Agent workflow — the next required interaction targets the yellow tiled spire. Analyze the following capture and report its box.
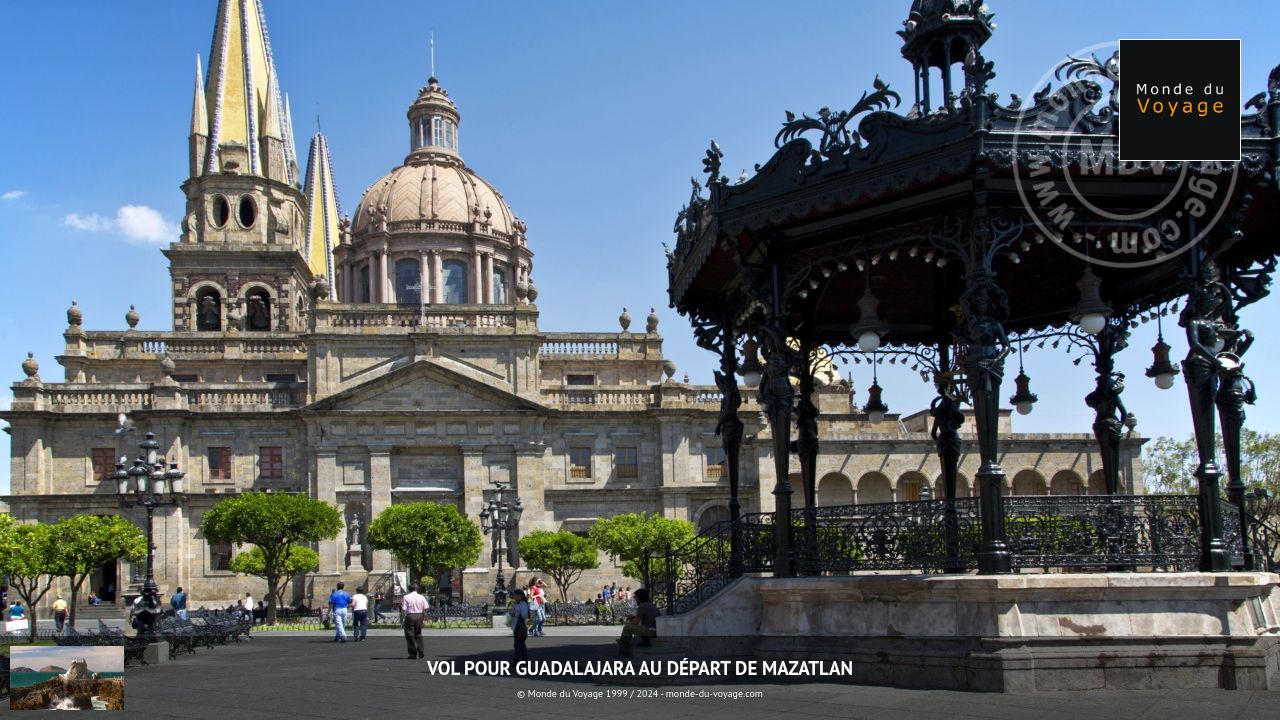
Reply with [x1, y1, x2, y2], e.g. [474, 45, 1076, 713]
[201, 0, 297, 184]
[304, 132, 341, 297]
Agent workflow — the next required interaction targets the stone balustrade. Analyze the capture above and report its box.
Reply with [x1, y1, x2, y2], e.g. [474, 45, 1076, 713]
[540, 383, 754, 411]
[10, 382, 304, 413]
[65, 331, 307, 360]
[540, 340, 621, 357]
[315, 304, 521, 332]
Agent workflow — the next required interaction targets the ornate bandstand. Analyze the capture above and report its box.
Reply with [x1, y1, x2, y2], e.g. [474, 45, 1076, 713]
[658, 0, 1280, 691]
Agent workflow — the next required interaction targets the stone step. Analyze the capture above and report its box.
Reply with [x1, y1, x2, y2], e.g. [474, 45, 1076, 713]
[73, 604, 126, 621]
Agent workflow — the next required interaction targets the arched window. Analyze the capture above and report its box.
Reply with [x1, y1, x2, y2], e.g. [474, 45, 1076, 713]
[697, 506, 731, 534]
[444, 119, 456, 150]
[244, 288, 271, 332]
[442, 259, 467, 304]
[1052, 471, 1086, 496]
[492, 264, 507, 304]
[395, 258, 421, 305]
[432, 116, 444, 148]
[898, 471, 929, 502]
[195, 288, 222, 331]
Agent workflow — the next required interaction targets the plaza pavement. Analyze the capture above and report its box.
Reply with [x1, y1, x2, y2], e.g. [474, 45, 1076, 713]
[42, 627, 1278, 720]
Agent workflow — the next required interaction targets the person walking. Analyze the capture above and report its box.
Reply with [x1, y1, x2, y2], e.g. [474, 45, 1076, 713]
[509, 589, 530, 666]
[400, 583, 428, 659]
[52, 596, 69, 632]
[328, 582, 352, 643]
[371, 591, 386, 623]
[527, 578, 547, 637]
[351, 586, 369, 642]
[170, 587, 188, 621]
[241, 593, 254, 622]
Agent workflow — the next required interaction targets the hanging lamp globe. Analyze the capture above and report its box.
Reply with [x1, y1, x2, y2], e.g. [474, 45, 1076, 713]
[850, 288, 889, 352]
[1008, 369, 1038, 415]
[1145, 337, 1180, 390]
[1069, 267, 1111, 335]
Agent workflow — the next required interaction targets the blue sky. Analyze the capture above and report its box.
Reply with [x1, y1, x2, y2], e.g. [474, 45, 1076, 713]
[2, 1, 1279, 495]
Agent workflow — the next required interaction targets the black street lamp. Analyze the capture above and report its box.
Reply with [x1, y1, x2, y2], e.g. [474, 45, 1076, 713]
[111, 431, 185, 636]
[478, 480, 522, 607]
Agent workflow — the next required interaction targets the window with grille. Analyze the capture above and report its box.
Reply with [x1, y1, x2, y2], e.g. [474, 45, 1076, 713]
[566, 374, 595, 386]
[210, 542, 233, 572]
[259, 446, 283, 480]
[569, 448, 592, 478]
[705, 446, 726, 478]
[91, 448, 117, 482]
[615, 447, 638, 478]
[208, 446, 233, 480]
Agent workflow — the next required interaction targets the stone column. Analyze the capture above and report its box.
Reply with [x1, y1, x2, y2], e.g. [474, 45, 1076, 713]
[378, 248, 390, 303]
[482, 253, 494, 304]
[369, 448, 393, 571]
[431, 252, 443, 304]
[419, 251, 429, 305]
[314, 448, 345, 574]
[461, 446, 490, 602]
[473, 251, 483, 304]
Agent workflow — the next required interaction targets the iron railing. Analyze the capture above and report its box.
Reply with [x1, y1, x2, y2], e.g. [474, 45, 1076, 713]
[1245, 512, 1280, 572]
[655, 494, 1254, 615]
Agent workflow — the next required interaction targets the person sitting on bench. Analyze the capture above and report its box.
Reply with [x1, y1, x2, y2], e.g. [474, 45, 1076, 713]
[617, 588, 658, 655]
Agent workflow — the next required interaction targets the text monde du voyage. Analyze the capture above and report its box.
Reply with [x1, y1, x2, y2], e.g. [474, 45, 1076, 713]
[1132, 82, 1229, 118]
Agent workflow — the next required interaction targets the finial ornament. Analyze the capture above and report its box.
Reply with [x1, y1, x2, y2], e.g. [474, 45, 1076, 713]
[647, 308, 660, 334]
[21, 352, 39, 380]
[619, 307, 632, 332]
[126, 305, 140, 330]
[67, 300, 83, 327]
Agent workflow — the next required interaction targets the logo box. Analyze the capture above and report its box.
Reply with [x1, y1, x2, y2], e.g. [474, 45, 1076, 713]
[1119, 39, 1240, 162]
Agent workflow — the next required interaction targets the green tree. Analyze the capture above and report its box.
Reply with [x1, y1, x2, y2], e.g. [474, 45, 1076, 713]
[1144, 430, 1280, 495]
[367, 503, 483, 594]
[51, 515, 147, 628]
[228, 545, 319, 613]
[517, 530, 599, 603]
[588, 512, 694, 583]
[0, 518, 60, 641]
[200, 492, 342, 623]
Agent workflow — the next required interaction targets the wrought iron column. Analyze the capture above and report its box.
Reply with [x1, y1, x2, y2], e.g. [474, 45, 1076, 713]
[1180, 259, 1231, 572]
[930, 344, 965, 572]
[1087, 318, 1130, 495]
[793, 338, 820, 574]
[962, 269, 1012, 574]
[1217, 315, 1257, 570]
[760, 264, 795, 577]
[713, 324, 745, 578]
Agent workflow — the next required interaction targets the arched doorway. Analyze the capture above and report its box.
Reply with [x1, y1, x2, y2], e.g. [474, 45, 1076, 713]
[898, 471, 928, 501]
[696, 505, 731, 534]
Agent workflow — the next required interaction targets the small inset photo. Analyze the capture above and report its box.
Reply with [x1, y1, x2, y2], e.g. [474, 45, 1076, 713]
[8, 645, 124, 711]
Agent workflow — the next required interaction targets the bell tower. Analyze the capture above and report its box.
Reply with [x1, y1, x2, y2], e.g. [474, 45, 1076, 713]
[166, 0, 311, 333]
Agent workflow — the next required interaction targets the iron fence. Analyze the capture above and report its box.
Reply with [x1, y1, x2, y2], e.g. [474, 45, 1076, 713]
[655, 493, 1254, 615]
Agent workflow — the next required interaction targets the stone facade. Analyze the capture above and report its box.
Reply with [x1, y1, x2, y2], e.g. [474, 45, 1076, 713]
[0, 0, 1144, 611]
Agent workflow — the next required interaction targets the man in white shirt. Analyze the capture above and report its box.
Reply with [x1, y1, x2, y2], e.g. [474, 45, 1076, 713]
[400, 584, 429, 659]
[351, 587, 370, 642]
[241, 593, 254, 622]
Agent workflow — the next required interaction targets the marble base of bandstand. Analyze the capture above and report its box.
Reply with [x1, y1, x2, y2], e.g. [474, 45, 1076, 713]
[657, 572, 1280, 692]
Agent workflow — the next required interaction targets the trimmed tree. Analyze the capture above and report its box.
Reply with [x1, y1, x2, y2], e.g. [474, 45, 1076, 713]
[588, 512, 694, 584]
[0, 517, 61, 641]
[517, 530, 599, 603]
[51, 515, 147, 628]
[200, 492, 343, 624]
[367, 503, 483, 595]
[228, 545, 320, 613]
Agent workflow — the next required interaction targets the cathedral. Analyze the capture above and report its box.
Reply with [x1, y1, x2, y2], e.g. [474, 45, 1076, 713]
[1, 0, 1144, 607]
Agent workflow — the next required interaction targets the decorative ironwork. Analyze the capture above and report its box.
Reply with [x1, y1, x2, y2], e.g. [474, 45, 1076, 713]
[774, 76, 902, 158]
[1005, 495, 1200, 571]
[792, 499, 982, 574]
[655, 513, 776, 615]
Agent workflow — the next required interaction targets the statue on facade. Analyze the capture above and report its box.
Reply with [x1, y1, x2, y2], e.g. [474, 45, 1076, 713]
[347, 515, 362, 552]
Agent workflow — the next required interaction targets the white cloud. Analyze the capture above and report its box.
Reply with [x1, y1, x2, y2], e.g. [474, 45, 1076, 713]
[2, 190, 27, 200]
[64, 205, 178, 245]
[64, 212, 114, 232]
[117, 205, 178, 244]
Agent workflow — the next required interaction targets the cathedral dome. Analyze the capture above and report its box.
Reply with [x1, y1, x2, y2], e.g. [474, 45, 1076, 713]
[335, 76, 533, 306]
[351, 77, 524, 244]
[352, 158, 520, 240]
